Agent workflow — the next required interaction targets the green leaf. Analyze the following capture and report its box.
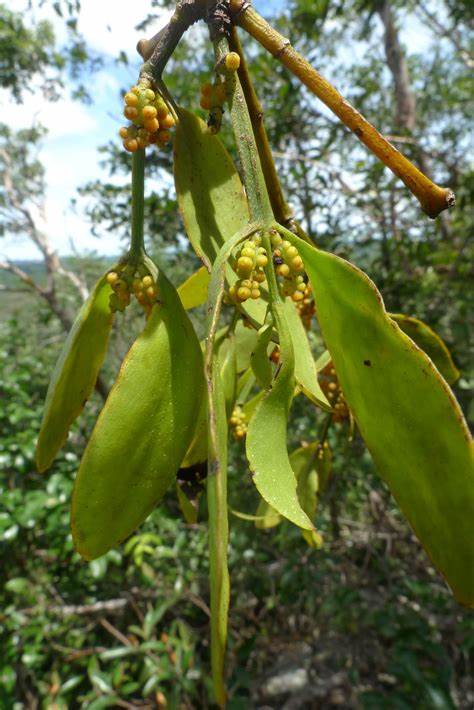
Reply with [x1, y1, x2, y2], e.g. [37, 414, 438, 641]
[389, 313, 460, 385]
[283, 299, 331, 410]
[250, 323, 273, 388]
[176, 482, 200, 524]
[246, 300, 314, 531]
[235, 320, 260, 373]
[177, 265, 210, 310]
[71, 269, 204, 560]
[218, 333, 238, 418]
[254, 442, 330, 546]
[292, 235, 474, 606]
[174, 108, 249, 270]
[36, 276, 113, 472]
[254, 498, 282, 529]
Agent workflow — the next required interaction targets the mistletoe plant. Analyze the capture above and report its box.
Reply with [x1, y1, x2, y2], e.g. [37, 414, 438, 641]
[36, 1, 473, 706]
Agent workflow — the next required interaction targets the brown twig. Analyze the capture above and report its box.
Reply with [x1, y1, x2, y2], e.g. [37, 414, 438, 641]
[137, 0, 206, 77]
[230, 1, 455, 219]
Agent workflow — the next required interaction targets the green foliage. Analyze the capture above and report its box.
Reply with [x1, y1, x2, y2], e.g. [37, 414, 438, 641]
[1, 0, 473, 707]
[36, 276, 113, 472]
[72, 270, 204, 559]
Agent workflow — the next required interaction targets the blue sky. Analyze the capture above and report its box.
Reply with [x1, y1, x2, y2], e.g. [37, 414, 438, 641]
[3, 0, 429, 261]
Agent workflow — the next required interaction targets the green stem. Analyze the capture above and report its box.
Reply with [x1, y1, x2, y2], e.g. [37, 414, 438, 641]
[130, 149, 146, 261]
[213, 36, 274, 224]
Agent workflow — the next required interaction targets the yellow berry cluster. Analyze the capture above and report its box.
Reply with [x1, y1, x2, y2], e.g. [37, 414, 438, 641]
[119, 79, 175, 152]
[229, 406, 247, 440]
[318, 362, 349, 423]
[106, 265, 159, 315]
[316, 440, 330, 461]
[199, 81, 226, 112]
[229, 235, 268, 303]
[270, 232, 306, 302]
[295, 282, 315, 329]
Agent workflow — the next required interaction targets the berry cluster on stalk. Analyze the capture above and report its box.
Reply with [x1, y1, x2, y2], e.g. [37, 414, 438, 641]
[318, 362, 349, 422]
[119, 79, 175, 152]
[106, 265, 159, 316]
[230, 405, 247, 440]
[229, 235, 269, 303]
[270, 232, 307, 303]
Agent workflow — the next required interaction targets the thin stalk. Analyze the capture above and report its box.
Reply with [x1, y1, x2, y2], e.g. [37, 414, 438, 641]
[229, 27, 292, 227]
[213, 36, 274, 224]
[229, 26, 314, 244]
[130, 149, 146, 260]
[138, 0, 206, 76]
[231, 2, 454, 219]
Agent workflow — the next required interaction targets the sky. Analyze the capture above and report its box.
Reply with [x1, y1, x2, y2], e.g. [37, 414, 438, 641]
[2, 0, 429, 262]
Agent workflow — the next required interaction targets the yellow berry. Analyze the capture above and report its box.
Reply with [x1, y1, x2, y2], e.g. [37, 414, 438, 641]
[297, 282, 307, 292]
[237, 286, 251, 301]
[160, 113, 175, 129]
[292, 256, 304, 271]
[124, 92, 138, 106]
[256, 254, 268, 267]
[284, 245, 299, 260]
[142, 275, 153, 288]
[255, 271, 266, 283]
[142, 105, 157, 120]
[131, 85, 140, 95]
[124, 138, 139, 152]
[237, 256, 254, 274]
[277, 264, 290, 277]
[119, 127, 128, 139]
[241, 279, 252, 288]
[106, 271, 119, 285]
[124, 106, 138, 120]
[132, 278, 142, 292]
[250, 289, 260, 299]
[156, 101, 169, 119]
[225, 52, 241, 71]
[292, 291, 304, 302]
[144, 89, 155, 101]
[144, 118, 159, 133]
[146, 286, 157, 299]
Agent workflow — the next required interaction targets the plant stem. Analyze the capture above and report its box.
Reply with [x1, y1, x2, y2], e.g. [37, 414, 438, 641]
[229, 27, 314, 245]
[130, 149, 146, 261]
[229, 27, 292, 227]
[138, 0, 206, 76]
[212, 35, 274, 224]
[231, 2, 455, 219]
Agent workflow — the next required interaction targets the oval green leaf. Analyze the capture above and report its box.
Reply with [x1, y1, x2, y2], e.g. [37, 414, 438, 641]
[246, 301, 313, 531]
[250, 324, 273, 389]
[389, 313, 460, 385]
[71, 270, 204, 560]
[292, 235, 474, 605]
[36, 276, 113, 473]
[283, 299, 331, 410]
[174, 108, 249, 269]
[177, 265, 210, 310]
